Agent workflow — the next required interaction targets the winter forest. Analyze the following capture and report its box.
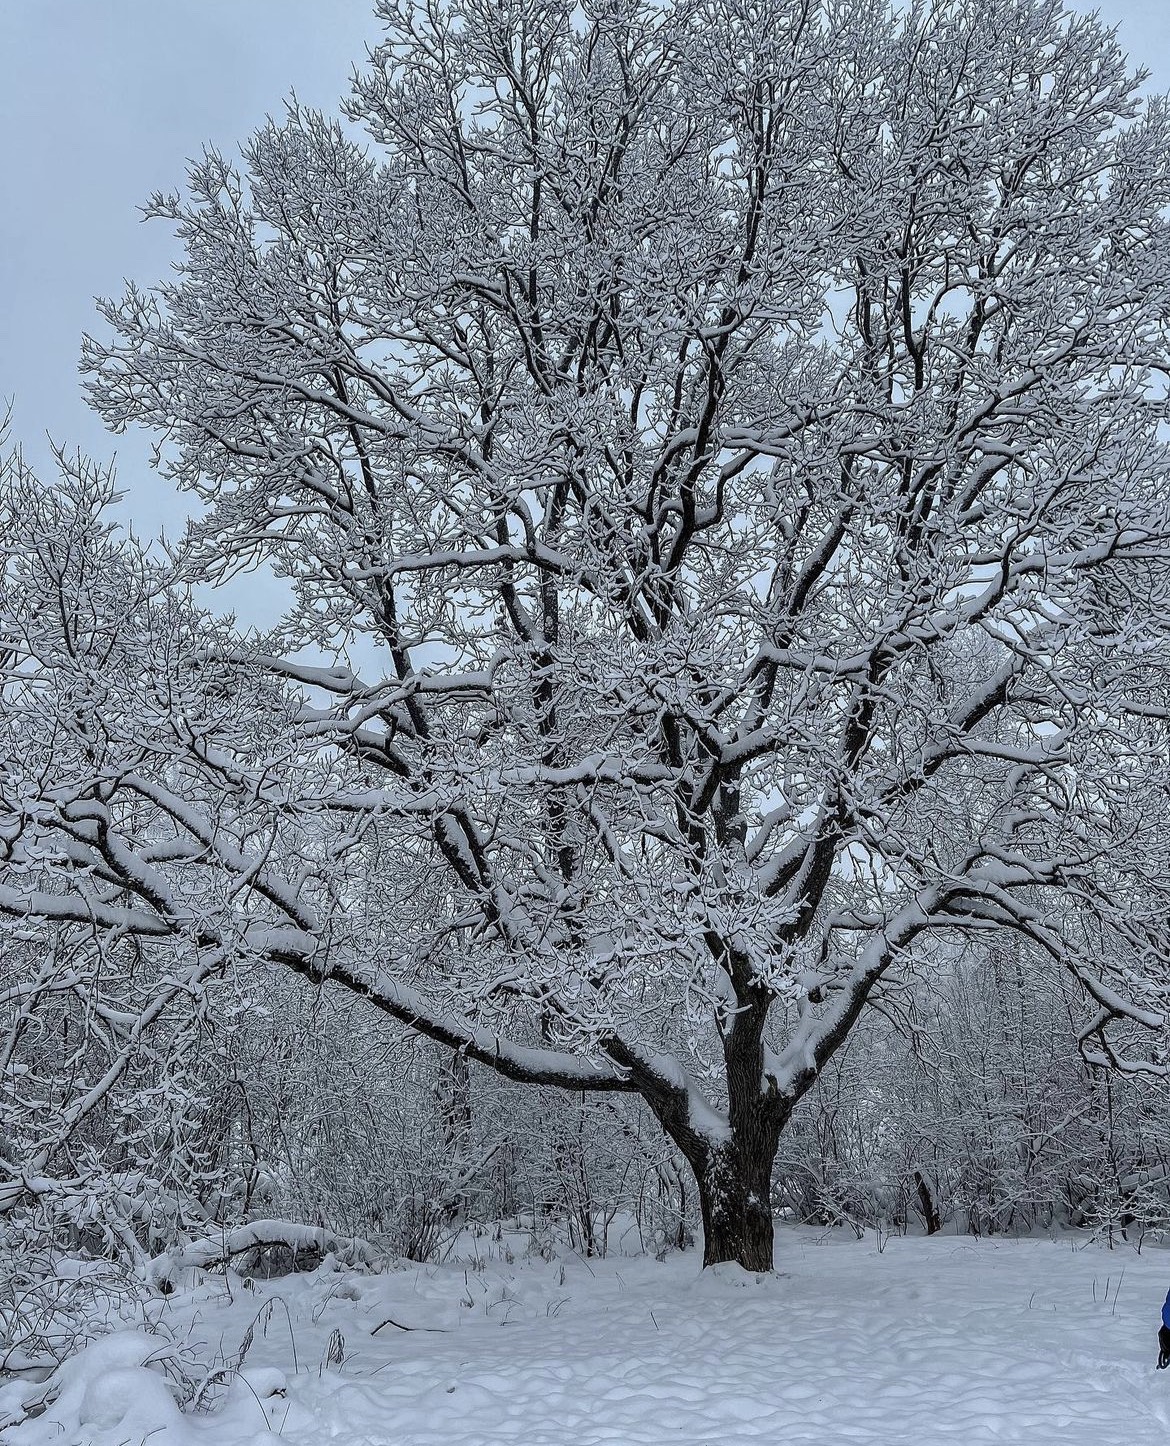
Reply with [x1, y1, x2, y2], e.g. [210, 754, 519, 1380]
[6, 0, 1170, 1439]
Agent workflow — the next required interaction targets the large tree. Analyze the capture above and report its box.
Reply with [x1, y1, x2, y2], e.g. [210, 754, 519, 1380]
[6, 0, 1170, 1270]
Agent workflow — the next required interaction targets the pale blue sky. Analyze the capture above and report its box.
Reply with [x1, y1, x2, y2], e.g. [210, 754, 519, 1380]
[0, 0, 376, 546]
[0, 0, 1167, 561]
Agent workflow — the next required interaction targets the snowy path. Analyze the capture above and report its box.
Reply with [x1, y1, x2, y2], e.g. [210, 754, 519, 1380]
[6, 1227, 1170, 1444]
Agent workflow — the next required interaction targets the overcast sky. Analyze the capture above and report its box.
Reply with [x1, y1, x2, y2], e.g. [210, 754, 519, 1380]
[0, 0, 376, 547]
[1, 0, 1168, 557]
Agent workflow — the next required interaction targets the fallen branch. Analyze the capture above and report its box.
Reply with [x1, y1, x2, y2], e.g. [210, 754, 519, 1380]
[371, 1316, 449, 1335]
[149, 1219, 382, 1288]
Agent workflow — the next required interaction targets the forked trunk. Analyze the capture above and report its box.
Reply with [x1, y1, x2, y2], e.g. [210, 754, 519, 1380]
[634, 976, 785, 1271]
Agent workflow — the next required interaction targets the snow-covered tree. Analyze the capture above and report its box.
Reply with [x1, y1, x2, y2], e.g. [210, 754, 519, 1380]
[6, 0, 1170, 1270]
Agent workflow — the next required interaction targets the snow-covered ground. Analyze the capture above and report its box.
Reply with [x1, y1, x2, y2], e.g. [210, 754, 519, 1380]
[5, 1224, 1170, 1445]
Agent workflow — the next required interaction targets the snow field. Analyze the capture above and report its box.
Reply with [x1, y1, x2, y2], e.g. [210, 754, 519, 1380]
[4, 1226, 1170, 1444]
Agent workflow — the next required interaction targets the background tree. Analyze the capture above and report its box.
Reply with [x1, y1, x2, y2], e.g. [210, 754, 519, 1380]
[5, 0, 1170, 1272]
[774, 936, 1170, 1242]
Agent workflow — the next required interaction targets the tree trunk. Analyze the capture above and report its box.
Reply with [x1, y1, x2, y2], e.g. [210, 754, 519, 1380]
[627, 964, 785, 1271]
[913, 1169, 941, 1235]
[694, 975, 785, 1271]
[696, 1140, 778, 1270]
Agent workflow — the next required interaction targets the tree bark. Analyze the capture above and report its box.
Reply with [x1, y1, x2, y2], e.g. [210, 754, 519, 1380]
[694, 972, 786, 1271]
[913, 1169, 942, 1235]
[696, 1137, 779, 1270]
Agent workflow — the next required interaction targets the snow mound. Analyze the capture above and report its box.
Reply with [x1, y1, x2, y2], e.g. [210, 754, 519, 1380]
[1, 1332, 182, 1445]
